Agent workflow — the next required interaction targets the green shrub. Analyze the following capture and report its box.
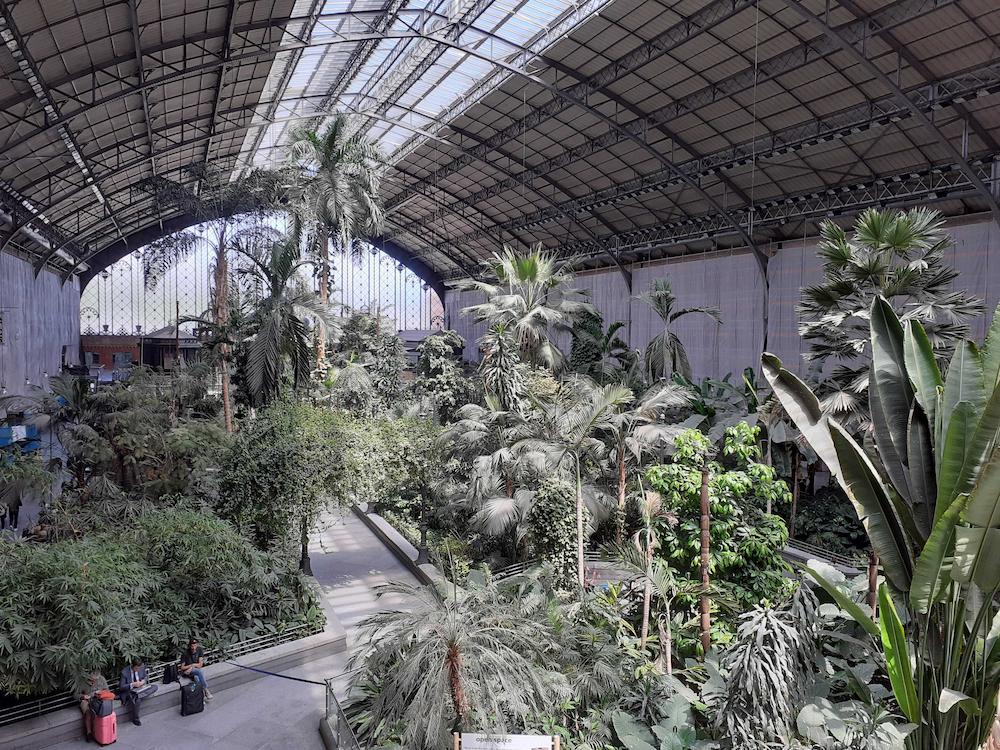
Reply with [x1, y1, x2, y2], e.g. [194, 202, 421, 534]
[528, 477, 579, 590]
[0, 507, 319, 697]
[646, 426, 794, 650]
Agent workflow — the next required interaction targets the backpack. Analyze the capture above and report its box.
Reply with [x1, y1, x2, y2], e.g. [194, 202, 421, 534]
[162, 663, 179, 684]
[89, 695, 114, 717]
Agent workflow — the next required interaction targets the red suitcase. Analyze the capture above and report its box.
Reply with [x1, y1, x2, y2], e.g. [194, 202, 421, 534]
[92, 710, 117, 745]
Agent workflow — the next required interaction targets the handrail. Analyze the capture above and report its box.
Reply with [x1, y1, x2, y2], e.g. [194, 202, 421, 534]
[0, 620, 323, 727]
[324, 678, 363, 749]
[492, 540, 865, 583]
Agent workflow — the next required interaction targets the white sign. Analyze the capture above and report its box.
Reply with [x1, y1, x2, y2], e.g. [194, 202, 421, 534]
[460, 734, 554, 750]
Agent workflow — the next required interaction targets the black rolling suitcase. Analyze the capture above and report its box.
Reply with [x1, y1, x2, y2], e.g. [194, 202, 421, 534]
[180, 680, 205, 716]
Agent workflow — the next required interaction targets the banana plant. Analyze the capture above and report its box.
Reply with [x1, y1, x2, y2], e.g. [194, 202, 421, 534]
[763, 297, 1000, 749]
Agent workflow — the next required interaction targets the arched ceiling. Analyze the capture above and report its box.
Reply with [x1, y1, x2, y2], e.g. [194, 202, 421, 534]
[0, 0, 998, 291]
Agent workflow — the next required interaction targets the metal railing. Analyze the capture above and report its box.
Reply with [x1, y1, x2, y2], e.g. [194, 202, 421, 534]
[324, 679, 363, 749]
[0, 620, 323, 727]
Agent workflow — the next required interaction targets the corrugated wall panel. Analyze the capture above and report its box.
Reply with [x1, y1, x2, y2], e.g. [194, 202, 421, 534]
[442, 215, 1000, 381]
[0, 253, 81, 398]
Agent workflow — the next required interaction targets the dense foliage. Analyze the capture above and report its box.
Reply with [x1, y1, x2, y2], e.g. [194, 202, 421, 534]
[646, 426, 794, 650]
[0, 495, 317, 697]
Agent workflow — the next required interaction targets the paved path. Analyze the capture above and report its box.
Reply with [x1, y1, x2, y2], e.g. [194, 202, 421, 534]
[50, 510, 418, 750]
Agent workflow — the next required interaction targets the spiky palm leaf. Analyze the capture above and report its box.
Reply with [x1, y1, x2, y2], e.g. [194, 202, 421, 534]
[637, 278, 721, 382]
[798, 207, 983, 430]
[459, 246, 594, 371]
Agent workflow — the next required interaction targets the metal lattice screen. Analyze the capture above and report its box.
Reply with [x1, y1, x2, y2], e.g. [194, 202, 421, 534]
[80, 223, 444, 336]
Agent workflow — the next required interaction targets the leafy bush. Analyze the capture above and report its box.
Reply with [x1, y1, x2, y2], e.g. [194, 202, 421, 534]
[527, 477, 579, 590]
[0, 507, 319, 697]
[414, 330, 479, 422]
[646, 426, 794, 650]
[218, 400, 336, 551]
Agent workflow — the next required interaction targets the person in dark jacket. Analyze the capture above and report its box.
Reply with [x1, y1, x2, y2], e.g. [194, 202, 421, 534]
[119, 658, 157, 726]
[179, 637, 213, 701]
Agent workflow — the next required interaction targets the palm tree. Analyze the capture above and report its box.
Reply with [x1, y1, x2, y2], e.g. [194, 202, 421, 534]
[638, 278, 721, 382]
[798, 207, 982, 430]
[138, 165, 290, 432]
[600, 382, 692, 543]
[573, 318, 635, 382]
[604, 501, 699, 674]
[512, 374, 633, 586]
[286, 114, 386, 365]
[348, 579, 567, 748]
[232, 228, 341, 405]
[460, 246, 594, 372]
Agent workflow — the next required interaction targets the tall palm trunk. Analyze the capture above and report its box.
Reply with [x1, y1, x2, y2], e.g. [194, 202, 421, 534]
[699, 466, 712, 656]
[576, 463, 585, 588]
[213, 225, 233, 433]
[446, 644, 467, 729]
[639, 523, 654, 650]
[315, 222, 329, 367]
[616, 442, 627, 544]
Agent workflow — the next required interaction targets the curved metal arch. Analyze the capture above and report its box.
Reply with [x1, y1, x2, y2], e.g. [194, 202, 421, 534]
[77, 209, 448, 300]
[0, 26, 758, 264]
[19, 100, 464, 221]
[779, 0, 1000, 229]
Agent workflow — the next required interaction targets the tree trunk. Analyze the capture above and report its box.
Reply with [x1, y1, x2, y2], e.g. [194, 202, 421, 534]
[576, 465, 585, 589]
[699, 466, 712, 656]
[789, 450, 800, 538]
[639, 527, 653, 651]
[447, 645, 467, 730]
[663, 603, 673, 675]
[616, 444, 627, 544]
[214, 224, 233, 434]
[316, 223, 329, 368]
[299, 515, 313, 576]
[867, 550, 879, 614]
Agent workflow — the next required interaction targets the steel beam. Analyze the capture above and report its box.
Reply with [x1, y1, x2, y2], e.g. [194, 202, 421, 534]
[445, 154, 998, 277]
[350, 0, 494, 137]
[202, 0, 238, 167]
[435, 61, 1000, 245]
[779, 0, 1000, 229]
[386, 0, 951, 211]
[235, 0, 326, 174]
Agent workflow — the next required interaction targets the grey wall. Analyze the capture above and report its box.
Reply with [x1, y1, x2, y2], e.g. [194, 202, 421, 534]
[0, 252, 80, 398]
[444, 213, 1000, 379]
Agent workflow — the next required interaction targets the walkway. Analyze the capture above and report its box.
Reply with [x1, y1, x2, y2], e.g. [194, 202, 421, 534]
[49, 510, 418, 750]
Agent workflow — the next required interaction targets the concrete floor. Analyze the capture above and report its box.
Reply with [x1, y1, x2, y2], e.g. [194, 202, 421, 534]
[49, 510, 418, 750]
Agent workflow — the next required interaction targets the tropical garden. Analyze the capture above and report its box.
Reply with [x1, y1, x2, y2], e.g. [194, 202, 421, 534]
[2, 110, 999, 750]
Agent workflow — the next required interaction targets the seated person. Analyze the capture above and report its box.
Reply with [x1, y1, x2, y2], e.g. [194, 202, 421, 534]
[179, 637, 213, 701]
[77, 671, 109, 741]
[119, 657, 157, 726]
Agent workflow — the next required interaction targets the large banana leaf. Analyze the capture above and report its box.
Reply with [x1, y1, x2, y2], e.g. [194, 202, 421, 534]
[762, 353, 841, 479]
[939, 341, 985, 467]
[830, 420, 913, 592]
[952, 384, 1000, 504]
[804, 565, 878, 638]
[936, 402, 975, 521]
[910, 493, 968, 613]
[906, 402, 936, 539]
[981, 303, 1000, 393]
[879, 585, 920, 724]
[869, 297, 914, 501]
[953, 448, 1000, 590]
[903, 318, 942, 439]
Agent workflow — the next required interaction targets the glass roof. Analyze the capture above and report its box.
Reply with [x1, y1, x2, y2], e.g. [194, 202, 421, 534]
[238, 0, 609, 169]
